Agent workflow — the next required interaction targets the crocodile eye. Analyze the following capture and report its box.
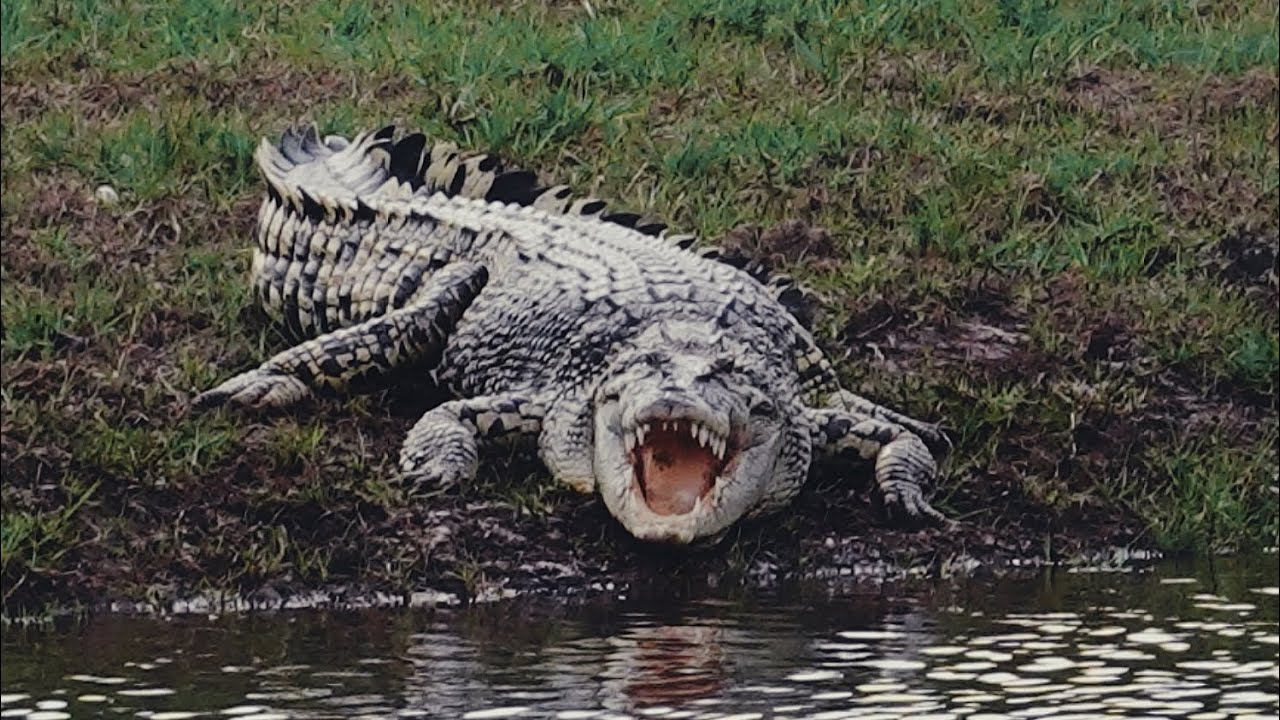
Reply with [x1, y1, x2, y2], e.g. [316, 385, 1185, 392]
[696, 357, 737, 383]
[710, 357, 736, 374]
[637, 351, 668, 367]
[749, 399, 776, 416]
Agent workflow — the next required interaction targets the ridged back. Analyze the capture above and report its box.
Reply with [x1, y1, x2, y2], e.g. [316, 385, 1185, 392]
[253, 125, 817, 328]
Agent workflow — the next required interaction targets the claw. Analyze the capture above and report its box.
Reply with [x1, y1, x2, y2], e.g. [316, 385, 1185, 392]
[399, 440, 476, 488]
[921, 424, 955, 458]
[193, 368, 310, 410]
[399, 454, 468, 488]
[192, 388, 228, 410]
[876, 481, 947, 529]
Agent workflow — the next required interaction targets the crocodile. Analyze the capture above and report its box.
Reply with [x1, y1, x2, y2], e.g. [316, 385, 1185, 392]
[195, 125, 950, 544]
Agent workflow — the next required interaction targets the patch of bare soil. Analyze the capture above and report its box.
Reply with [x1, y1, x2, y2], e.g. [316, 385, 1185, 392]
[1203, 225, 1280, 300]
[859, 49, 962, 101]
[1062, 66, 1278, 131]
[1, 172, 205, 288]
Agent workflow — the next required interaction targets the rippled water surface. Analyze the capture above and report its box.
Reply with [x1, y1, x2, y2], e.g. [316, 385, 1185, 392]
[3, 555, 1277, 719]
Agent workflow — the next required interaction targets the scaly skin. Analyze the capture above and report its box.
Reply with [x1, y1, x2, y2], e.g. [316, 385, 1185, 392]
[197, 126, 950, 544]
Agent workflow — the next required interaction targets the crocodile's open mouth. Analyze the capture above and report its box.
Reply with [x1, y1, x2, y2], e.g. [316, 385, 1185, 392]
[625, 418, 730, 516]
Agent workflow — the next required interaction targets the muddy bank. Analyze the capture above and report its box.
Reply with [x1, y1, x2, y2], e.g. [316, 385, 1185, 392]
[29, 463, 1152, 618]
[2, 358, 1147, 618]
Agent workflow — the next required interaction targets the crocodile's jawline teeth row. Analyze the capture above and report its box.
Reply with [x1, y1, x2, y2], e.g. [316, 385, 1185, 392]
[623, 418, 727, 460]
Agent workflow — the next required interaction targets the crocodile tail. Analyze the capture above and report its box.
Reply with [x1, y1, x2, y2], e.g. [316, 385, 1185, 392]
[254, 124, 406, 225]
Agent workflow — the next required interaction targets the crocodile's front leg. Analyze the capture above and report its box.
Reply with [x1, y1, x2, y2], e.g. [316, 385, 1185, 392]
[399, 395, 546, 487]
[194, 262, 487, 410]
[808, 403, 947, 526]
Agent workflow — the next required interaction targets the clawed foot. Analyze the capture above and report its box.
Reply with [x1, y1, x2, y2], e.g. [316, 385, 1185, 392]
[876, 481, 949, 528]
[193, 368, 311, 410]
[398, 446, 476, 489]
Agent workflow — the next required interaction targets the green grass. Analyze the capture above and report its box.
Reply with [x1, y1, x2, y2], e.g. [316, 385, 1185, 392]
[1124, 428, 1280, 552]
[2, 0, 1277, 611]
[1, 476, 99, 605]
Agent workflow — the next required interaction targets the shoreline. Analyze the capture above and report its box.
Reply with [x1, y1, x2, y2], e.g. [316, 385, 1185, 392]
[2, 460, 1156, 619]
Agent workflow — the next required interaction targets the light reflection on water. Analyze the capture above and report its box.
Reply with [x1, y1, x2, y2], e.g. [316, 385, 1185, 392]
[1, 555, 1277, 719]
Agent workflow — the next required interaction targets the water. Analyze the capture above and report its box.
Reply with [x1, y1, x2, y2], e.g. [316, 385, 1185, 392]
[2, 555, 1276, 719]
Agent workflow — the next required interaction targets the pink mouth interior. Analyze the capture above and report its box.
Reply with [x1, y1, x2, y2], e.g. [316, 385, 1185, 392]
[631, 424, 723, 516]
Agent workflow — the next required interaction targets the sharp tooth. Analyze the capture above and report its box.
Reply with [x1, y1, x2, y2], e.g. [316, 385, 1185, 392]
[713, 437, 723, 459]
[625, 432, 636, 452]
[688, 423, 698, 441]
[697, 425, 710, 447]
[637, 424, 648, 445]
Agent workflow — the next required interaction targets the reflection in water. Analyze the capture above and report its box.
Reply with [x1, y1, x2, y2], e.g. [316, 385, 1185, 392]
[1, 554, 1277, 719]
[614, 623, 726, 706]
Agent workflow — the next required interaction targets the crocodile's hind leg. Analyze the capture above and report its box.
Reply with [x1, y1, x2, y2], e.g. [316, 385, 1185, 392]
[399, 395, 547, 488]
[194, 262, 487, 410]
[824, 389, 952, 456]
[807, 403, 947, 526]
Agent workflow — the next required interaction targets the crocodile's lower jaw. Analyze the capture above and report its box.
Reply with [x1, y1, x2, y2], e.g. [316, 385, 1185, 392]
[630, 426, 729, 516]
